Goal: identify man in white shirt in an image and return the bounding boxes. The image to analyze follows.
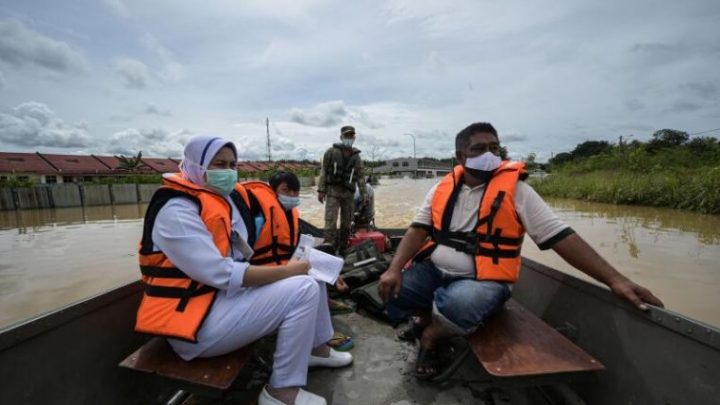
[378,122,663,379]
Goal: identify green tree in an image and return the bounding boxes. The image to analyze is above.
[523,152,539,171]
[0,175,34,188]
[549,152,573,165]
[571,140,612,159]
[651,129,689,146]
[115,152,147,172]
[686,136,718,152]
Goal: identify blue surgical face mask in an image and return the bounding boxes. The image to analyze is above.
[278,194,300,210]
[341,137,354,147]
[206,169,237,195]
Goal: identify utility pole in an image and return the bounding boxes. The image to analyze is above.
[403,133,417,178]
[266,117,272,162]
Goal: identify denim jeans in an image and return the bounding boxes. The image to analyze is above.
[385,260,511,335]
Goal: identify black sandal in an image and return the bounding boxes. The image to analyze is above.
[397,318,426,342]
[414,346,441,380]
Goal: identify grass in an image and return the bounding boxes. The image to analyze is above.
[530,167,720,214]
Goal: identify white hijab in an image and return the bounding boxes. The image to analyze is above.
[179,135,237,186]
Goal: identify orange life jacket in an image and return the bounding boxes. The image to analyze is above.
[414,162,527,282]
[243,181,300,265]
[134,174,252,342]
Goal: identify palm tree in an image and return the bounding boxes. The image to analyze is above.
[115,151,147,172]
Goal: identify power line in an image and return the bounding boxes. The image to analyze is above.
[689,127,720,136]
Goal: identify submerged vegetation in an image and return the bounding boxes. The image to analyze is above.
[530,129,720,214]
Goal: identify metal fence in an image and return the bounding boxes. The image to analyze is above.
[0,177,315,210]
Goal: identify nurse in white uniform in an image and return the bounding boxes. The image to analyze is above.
[150,135,351,405]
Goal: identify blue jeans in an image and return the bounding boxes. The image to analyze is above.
[385,260,511,335]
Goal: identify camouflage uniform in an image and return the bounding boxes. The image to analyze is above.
[318,143,367,253]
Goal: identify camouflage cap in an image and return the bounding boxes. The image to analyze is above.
[341,125,356,136]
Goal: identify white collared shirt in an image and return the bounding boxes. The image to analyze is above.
[413,181,570,277]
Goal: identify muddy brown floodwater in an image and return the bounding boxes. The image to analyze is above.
[1,177,719,329]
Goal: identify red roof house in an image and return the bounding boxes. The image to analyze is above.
[0,152,57,174]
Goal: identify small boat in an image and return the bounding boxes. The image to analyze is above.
[1,221,718,404]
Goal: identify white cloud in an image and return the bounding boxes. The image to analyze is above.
[289,100,385,130]
[290,100,348,127]
[113,57,150,88]
[141,34,185,82]
[2,1,719,162]
[0,20,87,73]
[0,102,92,148]
[106,128,189,157]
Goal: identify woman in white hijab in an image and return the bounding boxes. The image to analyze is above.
[138,135,351,405]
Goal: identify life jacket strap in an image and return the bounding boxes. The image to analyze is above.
[433,230,478,255]
[142,283,216,312]
[476,232,524,246]
[250,252,293,265]
[412,242,437,264]
[140,265,188,279]
[253,243,294,256]
[433,230,523,254]
[476,246,521,259]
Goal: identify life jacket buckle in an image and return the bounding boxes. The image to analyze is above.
[463,232,478,254]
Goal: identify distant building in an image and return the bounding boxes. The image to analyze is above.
[0,152,58,184]
[372,157,452,177]
[0,152,179,184]
[0,151,319,184]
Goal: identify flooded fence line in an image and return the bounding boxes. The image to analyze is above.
[0,184,162,210]
[0,176,316,211]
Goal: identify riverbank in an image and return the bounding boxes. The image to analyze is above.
[530,168,720,215]
[535,130,720,214]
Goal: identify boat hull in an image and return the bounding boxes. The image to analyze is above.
[514,258,720,405]
[1,250,718,404]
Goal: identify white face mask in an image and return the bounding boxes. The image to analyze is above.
[341,138,354,147]
[465,151,502,172]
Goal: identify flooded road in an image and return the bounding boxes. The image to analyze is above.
[1,177,719,329]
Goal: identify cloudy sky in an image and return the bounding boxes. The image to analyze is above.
[1,0,719,161]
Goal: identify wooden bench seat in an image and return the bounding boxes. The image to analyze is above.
[119,337,252,392]
[467,299,605,378]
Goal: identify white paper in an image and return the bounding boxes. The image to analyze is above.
[307,248,343,284]
[291,234,315,261]
[292,234,344,284]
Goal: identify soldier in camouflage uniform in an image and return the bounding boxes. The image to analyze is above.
[317,125,368,254]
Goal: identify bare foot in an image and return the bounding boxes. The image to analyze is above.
[419,319,451,350]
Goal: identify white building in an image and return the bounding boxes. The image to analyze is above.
[372,158,452,177]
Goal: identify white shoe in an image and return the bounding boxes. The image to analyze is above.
[308,348,353,368]
[258,386,327,405]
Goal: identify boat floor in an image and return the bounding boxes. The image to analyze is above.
[185,310,574,405]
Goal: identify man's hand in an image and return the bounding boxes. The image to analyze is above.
[378,268,402,302]
[318,191,326,204]
[609,277,664,311]
[335,276,350,293]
